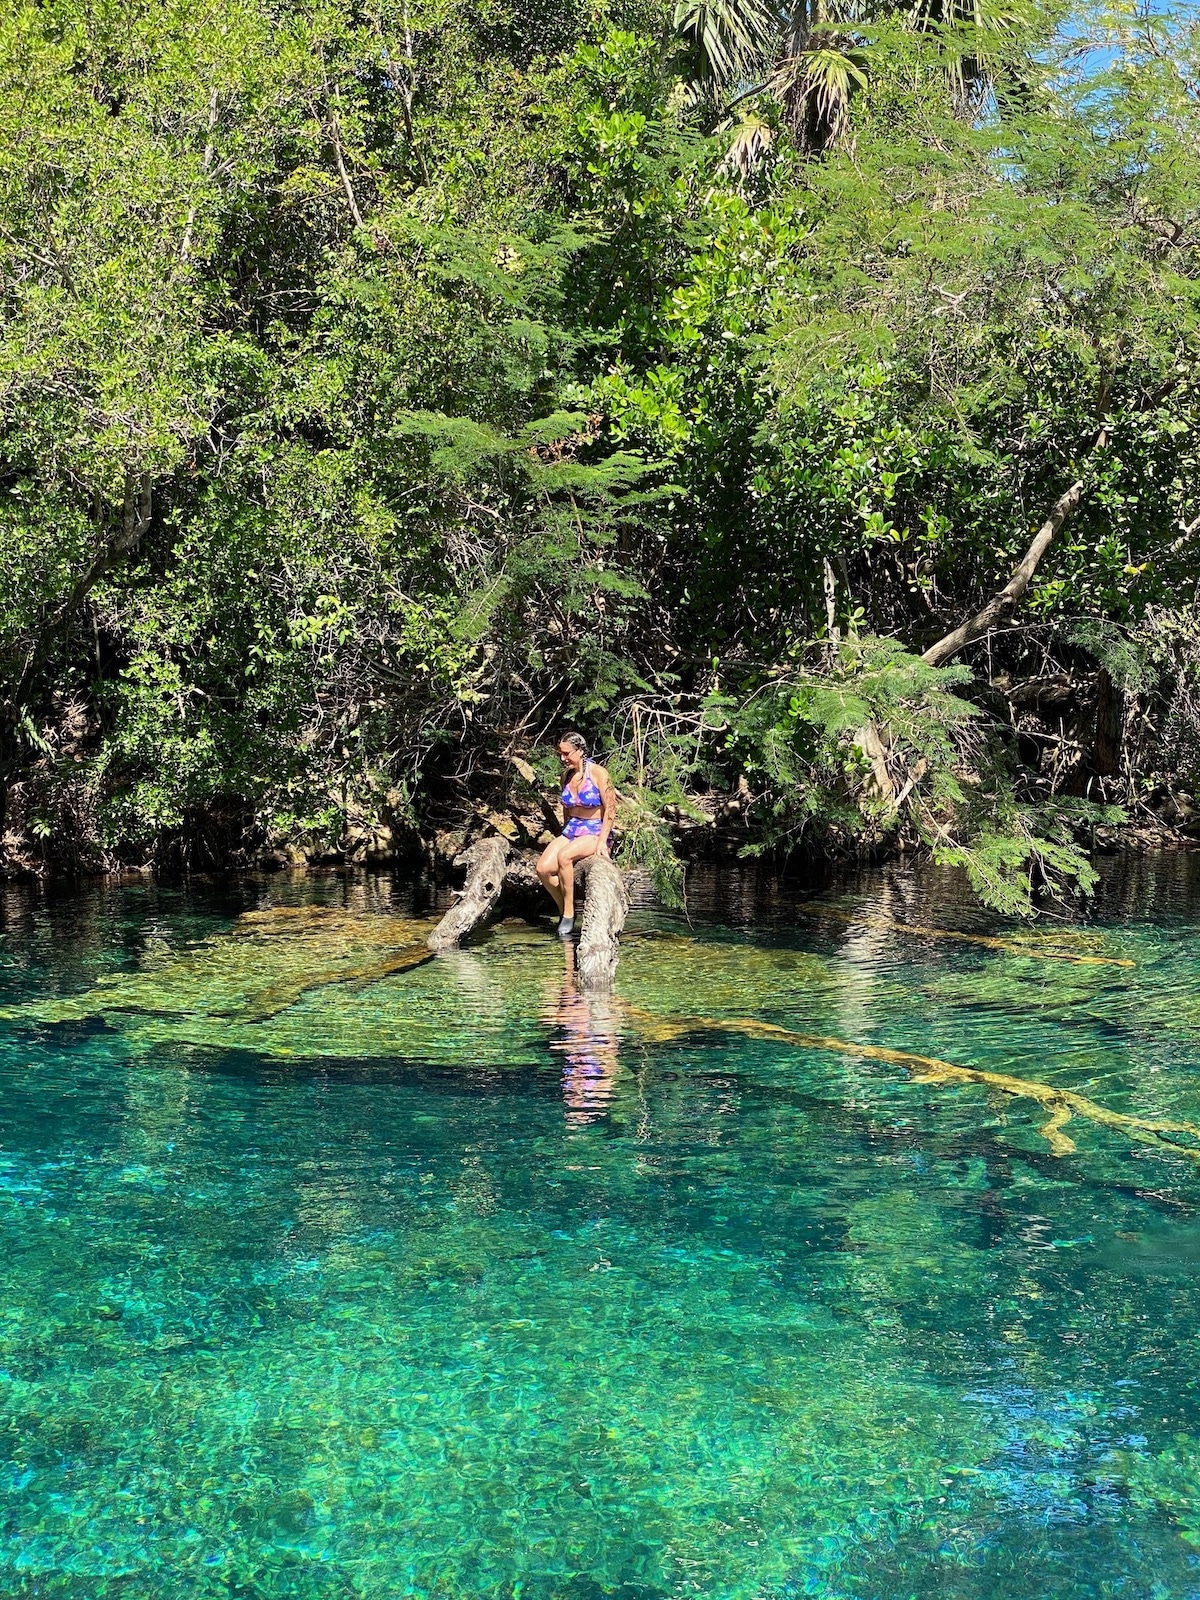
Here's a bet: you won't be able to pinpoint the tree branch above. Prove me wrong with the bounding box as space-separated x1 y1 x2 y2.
316 56 366 232
329 115 365 229
180 88 220 264
921 428 1108 668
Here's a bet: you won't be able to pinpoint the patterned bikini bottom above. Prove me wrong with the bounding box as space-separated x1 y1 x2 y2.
563 817 602 840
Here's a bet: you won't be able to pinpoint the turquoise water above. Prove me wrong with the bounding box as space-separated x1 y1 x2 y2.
3 858 1200 1597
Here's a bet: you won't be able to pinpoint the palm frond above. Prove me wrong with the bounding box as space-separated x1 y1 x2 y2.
770 43 870 147
674 0 777 90
672 0 1033 147
909 0 1029 31
907 0 1030 106
721 112 775 177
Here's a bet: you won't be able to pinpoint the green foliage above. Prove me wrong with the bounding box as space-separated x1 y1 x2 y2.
927 788 1122 917
614 793 687 905
0 0 1195 903
710 637 979 837
746 641 1122 914
0 0 671 860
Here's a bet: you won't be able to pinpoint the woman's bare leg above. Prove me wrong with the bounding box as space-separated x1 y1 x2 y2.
536 839 566 915
559 835 599 920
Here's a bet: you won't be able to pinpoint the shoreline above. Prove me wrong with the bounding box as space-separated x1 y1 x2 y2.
1 812 1195 889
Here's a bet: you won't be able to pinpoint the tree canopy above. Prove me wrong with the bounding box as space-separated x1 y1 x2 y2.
3 0 1200 907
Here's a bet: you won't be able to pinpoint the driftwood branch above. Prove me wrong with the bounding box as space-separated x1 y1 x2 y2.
627 1006 1200 1163
794 903 1133 965
852 721 895 801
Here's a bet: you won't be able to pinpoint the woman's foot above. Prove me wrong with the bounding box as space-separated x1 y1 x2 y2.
557 915 575 939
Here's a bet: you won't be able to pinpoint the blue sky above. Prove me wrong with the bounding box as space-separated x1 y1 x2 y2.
1060 0 1199 78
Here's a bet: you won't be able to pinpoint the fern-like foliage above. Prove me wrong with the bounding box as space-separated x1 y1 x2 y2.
608 637 1121 916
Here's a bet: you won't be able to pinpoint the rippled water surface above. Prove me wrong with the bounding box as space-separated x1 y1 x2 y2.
4 854 1200 1597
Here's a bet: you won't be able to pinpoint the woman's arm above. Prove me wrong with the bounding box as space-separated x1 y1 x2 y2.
595 765 617 855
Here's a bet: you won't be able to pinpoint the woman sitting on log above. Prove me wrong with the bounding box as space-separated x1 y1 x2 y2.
537 732 616 939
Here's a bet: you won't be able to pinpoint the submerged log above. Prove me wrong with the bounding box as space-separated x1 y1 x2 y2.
575 854 630 992
625 1005 1200 1162
236 943 435 1022
427 836 511 951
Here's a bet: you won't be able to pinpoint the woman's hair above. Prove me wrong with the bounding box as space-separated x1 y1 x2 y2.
558 730 588 755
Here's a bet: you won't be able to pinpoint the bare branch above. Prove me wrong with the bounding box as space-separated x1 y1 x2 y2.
329 116 365 229
922 472 1090 668
180 88 221 264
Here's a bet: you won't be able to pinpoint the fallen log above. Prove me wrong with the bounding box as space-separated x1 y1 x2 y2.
427 835 511 951
502 850 542 895
575 854 630 991
426 835 631 990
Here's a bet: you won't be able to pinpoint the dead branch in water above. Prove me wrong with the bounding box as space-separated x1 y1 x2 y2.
626 1007 1200 1161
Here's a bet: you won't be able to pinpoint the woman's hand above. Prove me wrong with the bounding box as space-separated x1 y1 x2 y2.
597 837 610 858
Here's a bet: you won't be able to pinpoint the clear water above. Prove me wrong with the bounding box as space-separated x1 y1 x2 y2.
3 856 1200 1597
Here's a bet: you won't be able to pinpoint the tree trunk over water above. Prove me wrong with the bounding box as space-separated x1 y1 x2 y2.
575 854 630 991
426 835 631 991
922 475 1087 667
427 835 510 951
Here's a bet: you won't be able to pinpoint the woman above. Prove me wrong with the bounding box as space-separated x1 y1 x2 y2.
537 732 616 938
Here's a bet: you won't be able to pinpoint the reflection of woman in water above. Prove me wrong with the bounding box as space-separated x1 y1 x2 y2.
543 942 621 1128
536 731 616 939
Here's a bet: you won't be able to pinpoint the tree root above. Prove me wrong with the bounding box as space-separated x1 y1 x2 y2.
624 1007 1200 1161
796 904 1134 967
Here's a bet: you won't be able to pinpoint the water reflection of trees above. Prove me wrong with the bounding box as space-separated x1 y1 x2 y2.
684 850 1200 931
0 871 433 1002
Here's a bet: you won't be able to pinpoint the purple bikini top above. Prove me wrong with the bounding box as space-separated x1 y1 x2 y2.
562 761 602 808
